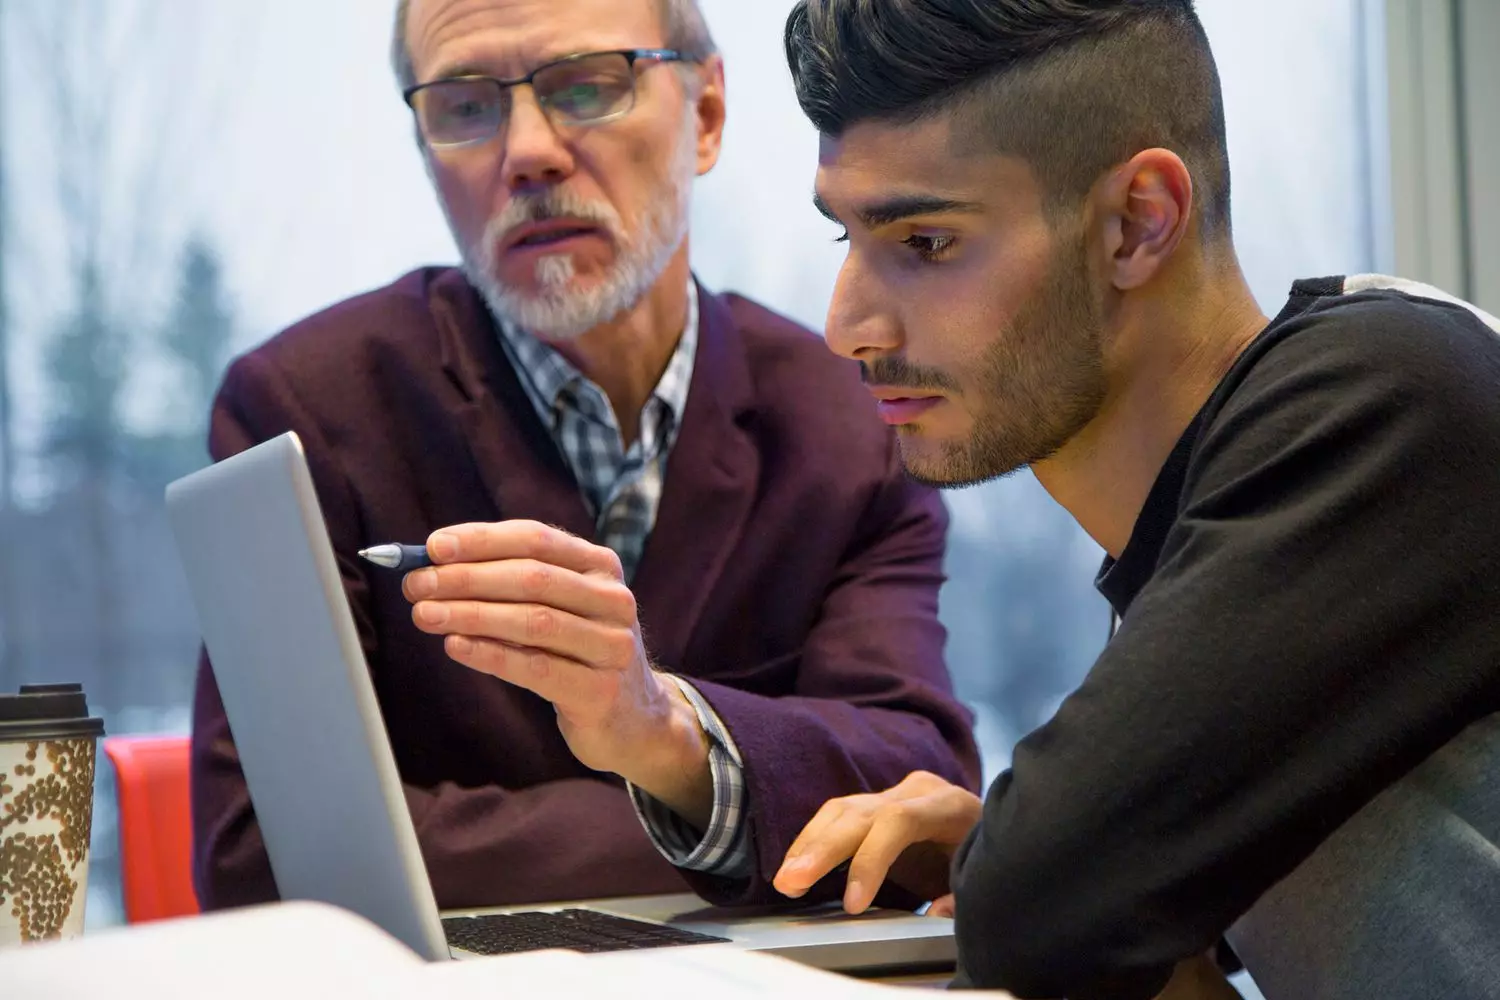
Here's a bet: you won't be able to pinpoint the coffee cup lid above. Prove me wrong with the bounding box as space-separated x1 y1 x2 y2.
0 683 106 741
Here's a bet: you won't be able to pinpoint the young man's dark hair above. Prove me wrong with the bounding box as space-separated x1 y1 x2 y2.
773 2 1500 998
785 0 1232 234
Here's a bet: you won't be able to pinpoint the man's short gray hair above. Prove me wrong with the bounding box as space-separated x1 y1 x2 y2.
391 0 718 92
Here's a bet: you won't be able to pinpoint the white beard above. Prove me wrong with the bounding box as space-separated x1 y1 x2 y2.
448 110 700 342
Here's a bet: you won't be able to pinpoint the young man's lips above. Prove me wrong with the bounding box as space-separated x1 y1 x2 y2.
874 396 942 425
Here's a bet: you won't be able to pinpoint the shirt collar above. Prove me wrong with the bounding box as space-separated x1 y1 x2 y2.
495 281 699 434
1094 409 1204 618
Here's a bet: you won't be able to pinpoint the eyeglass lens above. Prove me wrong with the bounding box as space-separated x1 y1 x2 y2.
415 52 638 145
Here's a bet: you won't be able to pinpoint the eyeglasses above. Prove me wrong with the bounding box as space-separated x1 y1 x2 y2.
403 48 689 148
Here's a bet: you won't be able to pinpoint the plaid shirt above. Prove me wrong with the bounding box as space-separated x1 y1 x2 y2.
494 282 752 879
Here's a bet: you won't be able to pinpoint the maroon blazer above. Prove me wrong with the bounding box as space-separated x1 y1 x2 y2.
191 268 980 911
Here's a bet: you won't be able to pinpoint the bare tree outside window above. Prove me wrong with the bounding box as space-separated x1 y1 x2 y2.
0 0 245 924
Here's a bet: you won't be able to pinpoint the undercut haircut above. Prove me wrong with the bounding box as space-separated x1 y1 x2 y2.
785 0 1232 237
391 0 718 92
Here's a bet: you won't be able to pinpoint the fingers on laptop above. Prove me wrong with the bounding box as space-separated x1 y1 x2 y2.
775 792 880 899
773 771 982 914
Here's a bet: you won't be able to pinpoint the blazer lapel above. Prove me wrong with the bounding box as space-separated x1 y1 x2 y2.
429 269 595 540
632 284 761 669
429 270 760 666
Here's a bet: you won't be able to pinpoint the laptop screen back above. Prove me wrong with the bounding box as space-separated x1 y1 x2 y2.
166 432 449 960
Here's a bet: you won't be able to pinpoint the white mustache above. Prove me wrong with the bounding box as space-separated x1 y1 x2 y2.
483 190 623 254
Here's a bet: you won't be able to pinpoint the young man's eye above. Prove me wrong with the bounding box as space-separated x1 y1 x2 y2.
832 229 850 244
903 234 956 262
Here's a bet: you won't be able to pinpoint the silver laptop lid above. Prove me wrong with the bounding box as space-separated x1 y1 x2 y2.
166 432 449 961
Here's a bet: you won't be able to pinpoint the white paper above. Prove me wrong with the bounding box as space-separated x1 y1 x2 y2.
0 901 1020 999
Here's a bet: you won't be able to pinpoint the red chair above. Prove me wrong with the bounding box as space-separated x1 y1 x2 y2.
101 736 201 923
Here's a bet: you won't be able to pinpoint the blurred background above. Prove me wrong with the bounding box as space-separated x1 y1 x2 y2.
0 9 1493 987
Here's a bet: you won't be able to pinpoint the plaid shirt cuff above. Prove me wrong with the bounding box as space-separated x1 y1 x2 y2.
629 676 753 879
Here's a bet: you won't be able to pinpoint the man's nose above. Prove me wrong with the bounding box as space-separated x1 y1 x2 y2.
825 257 902 362
499 88 575 191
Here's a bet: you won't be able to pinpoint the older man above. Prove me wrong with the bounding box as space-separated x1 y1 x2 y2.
189 0 979 912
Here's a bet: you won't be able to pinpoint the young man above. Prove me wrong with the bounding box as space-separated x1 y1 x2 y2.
773 1 1500 997
190 0 979 913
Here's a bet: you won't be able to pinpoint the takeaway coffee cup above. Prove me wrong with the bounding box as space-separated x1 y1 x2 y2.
0 683 105 946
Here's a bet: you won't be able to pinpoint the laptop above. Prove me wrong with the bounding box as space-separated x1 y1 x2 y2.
165 431 956 974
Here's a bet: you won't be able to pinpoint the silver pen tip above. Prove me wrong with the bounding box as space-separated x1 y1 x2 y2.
358 545 402 569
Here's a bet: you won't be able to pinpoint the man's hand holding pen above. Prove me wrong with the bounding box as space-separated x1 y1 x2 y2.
385 521 714 829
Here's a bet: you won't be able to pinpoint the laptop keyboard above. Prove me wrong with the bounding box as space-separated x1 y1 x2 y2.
442 908 731 956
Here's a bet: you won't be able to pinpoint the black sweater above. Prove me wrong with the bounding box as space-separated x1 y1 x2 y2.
951 277 1500 997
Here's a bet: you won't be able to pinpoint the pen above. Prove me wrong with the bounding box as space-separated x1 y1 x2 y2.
357 543 433 571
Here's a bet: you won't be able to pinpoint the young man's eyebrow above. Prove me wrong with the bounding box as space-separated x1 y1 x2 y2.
813 191 982 228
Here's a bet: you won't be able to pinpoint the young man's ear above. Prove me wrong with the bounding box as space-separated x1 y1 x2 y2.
1097 148 1194 291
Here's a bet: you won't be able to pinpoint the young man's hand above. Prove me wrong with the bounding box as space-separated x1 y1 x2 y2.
773 770 981 913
